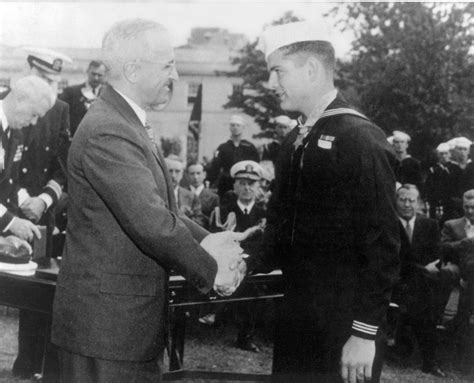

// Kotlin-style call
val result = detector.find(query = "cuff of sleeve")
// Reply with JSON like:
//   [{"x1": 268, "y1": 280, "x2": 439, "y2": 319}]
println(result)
[
  {"x1": 44, "y1": 180, "x2": 62, "y2": 204},
  {"x1": 0, "y1": 213, "x2": 15, "y2": 232},
  {"x1": 351, "y1": 320, "x2": 378, "y2": 340},
  {"x1": 38, "y1": 193, "x2": 54, "y2": 209}
]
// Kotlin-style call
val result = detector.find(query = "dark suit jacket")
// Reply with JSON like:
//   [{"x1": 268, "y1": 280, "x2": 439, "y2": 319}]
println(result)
[
  {"x1": 392, "y1": 214, "x2": 440, "y2": 311},
  {"x1": 441, "y1": 217, "x2": 474, "y2": 278},
  {"x1": 52, "y1": 85, "x2": 217, "y2": 362},
  {"x1": 59, "y1": 83, "x2": 94, "y2": 137},
  {"x1": 19, "y1": 99, "x2": 70, "y2": 204},
  {"x1": 177, "y1": 186, "x2": 205, "y2": 227}
]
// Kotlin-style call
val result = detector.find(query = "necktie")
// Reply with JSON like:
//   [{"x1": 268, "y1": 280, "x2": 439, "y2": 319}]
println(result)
[
  {"x1": 405, "y1": 220, "x2": 413, "y2": 243},
  {"x1": 243, "y1": 208, "x2": 248, "y2": 215}
]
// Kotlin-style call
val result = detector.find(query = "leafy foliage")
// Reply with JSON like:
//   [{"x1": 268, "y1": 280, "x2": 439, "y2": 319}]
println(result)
[
  {"x1": 330, "y1": 2, "x2": 474, "y2": 161},
  {"x1": 224, "y1": 11, "x2": 302, "y2": 139}
]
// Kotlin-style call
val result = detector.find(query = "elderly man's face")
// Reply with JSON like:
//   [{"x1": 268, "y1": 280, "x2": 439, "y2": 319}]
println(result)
[
  {"x1": 87, "y1": 65, "x2": 106, "y2": 88},
  {"x1": 234, "y1": 178, "x2": 259, "y2": 204},
  {"x1": 463, "y1": 197, "x2": 474, "y2": 223},
  {"x1": 135, "y1": 29, "x2": 179, "y2": 110},
  {"x1": 166, "y1": 159, "x2": 183, "y2": 188},
  {"x1": 393, "y1": 138, "x2": 408, "y2": 154},
  {"x1": 187, "y1": 164, "x2": 206, "y2": 188},
  {"x1": 267, "y1": 50, "x2": 312, "y2": 113},
  {"x1": 396, "y1": 188, "x2": 419, "y2": 220}
]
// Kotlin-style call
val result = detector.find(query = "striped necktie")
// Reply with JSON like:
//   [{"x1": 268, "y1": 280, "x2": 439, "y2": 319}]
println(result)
[{"x1": 405, "y1": 220, "x2": 413, "y2": 243}]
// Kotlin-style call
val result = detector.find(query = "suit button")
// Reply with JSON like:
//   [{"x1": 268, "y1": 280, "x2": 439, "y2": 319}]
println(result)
[
  {"x1": 9, "y1": 179, "x2": 12, "y2": 184},
  {"x1": 24, "y1": 146, "x2": 28, "y2": 151},
  {"x1": 22, "y1": 168, "x2": 27, "y2": 173},
  {"x1": 6, "y1": 198, "x2": 10, "y2": 203},
  {"x1": 45, "y1": 146, "x2": 50, "y2": 151},
  {"x1": 43, "y1": 168, "x2": 48, "y2": 173}
]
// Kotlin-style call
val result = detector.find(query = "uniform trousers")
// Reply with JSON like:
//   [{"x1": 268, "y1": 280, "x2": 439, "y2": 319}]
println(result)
[{"x1": 58, "y1": 348, "x2": 163, "y2": 383}]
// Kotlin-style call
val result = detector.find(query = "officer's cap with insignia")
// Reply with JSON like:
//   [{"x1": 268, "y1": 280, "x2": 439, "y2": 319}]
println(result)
[
  {"x1": 22, "y1": 46, "x2": 73, "y2": 81},
  {"x1": 392, "y1": 130, "x2": 411, "y2": 142},
  {"x1": 230, "y1": 160, "x2": 263, "y2": 181},
  {"x1": 257, "y1": 21, "x2": 333, "y2": 60}
]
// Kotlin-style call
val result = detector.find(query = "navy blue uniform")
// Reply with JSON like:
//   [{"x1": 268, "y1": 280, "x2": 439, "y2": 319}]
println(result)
[{"x1": 250, "y1": 95, "x2": 400, "y2": 382}]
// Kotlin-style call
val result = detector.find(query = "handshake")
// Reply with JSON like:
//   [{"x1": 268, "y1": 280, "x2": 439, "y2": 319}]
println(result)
[{"x1": 200, "y1": 230, "x2": 252, "y2": 297}]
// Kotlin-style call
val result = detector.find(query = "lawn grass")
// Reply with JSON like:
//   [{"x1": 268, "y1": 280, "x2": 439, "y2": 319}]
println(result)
[{"x1": 1, "y1": 306, "x2": 472, "y2": 383}]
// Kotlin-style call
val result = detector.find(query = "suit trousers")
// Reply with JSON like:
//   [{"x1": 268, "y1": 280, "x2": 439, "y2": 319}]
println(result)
[{"x1": 58, "y1": 348, "x2": 163, "y2": 383}]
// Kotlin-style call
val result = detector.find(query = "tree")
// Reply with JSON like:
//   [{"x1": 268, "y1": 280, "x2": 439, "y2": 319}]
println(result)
[
  {"x1": 224, "y1": 11, "x2": 302, "y2": 139},
  {"x1": 329, "y1": 2, "x2": 474, "y2": 163}
]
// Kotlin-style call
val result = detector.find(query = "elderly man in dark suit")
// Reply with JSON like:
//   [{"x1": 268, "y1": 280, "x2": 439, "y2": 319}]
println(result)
[
  {"x1": 186, "y1": 161, "x2": 219, "y2": 230},
  {"x1": 59, "y1": 60, "x2": 106, "y2": 136},
  {"x1": 243, "y1": 21, "x2": 400, "y2": 383},
  {"x1": 0, "y1": 76, "x2": 54, "y2": 242},
  {"x1": 51, "y1": 19, "x2": 246, "y2": 383},
  {"x1": 390, "y1": 184, "x2": 447, "y2": 377}
]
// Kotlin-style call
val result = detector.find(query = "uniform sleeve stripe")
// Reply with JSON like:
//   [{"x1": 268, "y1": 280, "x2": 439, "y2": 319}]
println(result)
[
  {"x1": 46, "y1": 180, "x2": 62, "y2": 199},
  {"x1": 352, "y1": 321, "x2": 378, "y2": 334}
]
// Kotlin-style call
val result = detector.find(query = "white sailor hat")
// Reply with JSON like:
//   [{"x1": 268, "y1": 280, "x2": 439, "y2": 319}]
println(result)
[
  {"x1": 229, "y1": 114, "x2": 247, "y2": 126},
  {"x1": 22, "y1": 46, "x2": 72, "y2": 81},
  {"x1": 230, "y1": 160, "x2": 263, "y2": 181},
  {"x1": 453, "y1": 137, "x2": 472, "y2": 148},
  {"x1": 392, "y1": 130, "x2": 411, "y2": 142},
  {"x1": 436, "y1": 143, "x2": 451, "y2": 152},
  {"x1": 257, "y1": 21, "x2": 332, "y2": 59},
  {"x1": 274, "y1": 115, "x2": 297, "y2": 128}
]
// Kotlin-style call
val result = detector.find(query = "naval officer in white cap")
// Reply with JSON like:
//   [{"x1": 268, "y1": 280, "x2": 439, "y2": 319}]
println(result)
[
  {"x1": 242, "y1": 21, "x2": 400, "y2": 383},
  {"x1": 12, "y1": 46, "x2": 72, "y2": 379}
]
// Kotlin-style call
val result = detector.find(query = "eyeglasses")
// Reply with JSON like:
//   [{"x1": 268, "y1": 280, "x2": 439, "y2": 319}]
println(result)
[{"x1": 137, "y1": 58, "x2": 176, "y2": 74}]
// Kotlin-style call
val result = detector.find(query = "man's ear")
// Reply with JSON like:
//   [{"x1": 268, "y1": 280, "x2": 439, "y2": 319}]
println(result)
[
  {"x1": 306, "y1": 56, "x2": 323, "y2": 83},
  {"x1": 123, "y1": 61, "x2": 139, "y2": 83}
]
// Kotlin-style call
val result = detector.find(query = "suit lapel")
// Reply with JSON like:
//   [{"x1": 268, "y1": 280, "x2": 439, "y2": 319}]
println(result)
[{"x1": 101, "y1": 86, "x2": 178, "y2": 213}]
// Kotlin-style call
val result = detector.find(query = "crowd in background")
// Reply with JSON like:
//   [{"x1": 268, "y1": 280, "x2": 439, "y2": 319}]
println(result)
[{"x1": 0, "y1": 43, "x2": 473, "y2": 380}]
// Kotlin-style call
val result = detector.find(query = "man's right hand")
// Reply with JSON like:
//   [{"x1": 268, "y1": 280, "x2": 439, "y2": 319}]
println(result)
[{"x1": 7, "y1": 218, "x2": 41, "y2": 242}]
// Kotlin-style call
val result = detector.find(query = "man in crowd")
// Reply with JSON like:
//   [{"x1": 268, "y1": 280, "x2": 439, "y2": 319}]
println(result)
[
  {"x1": 59, "y1": 60, "x2": 106, "y2": 136},
  {"x1": 447, "y1": 137, "x2": 472, "y2": 217},
  {"x1": 207, "y1": 114, "x2": 259, "y2": 197},
  {"x1": 186, "y1": 161, "x2": 219, "y2": 230},
  {"x1": 390, "y1": 184, "x2": 447, "y2": 377},
  {"x1": 244, "y1": 21, "x2": 400, "y2": 382},
  {"x1": 262, "y1": 115, "x2": 296, "y2": 164},
  {"x1": 51, "y1": 19, "x2": 246, "y2": 383},
  {"x1": 391, "y1": 130, "x2": 423, "y2": 189},
  {"x1": 425, "y1": 142, "x2": 460, "y2": 222},
  {"x1": 165, "y1": 155, "x2": 205, "y2": 227},
  {"x1": 12, "y1": 47, "x2": 72, "y2": 379},
  {"x1": 0, "y1": 76, "x2": 54, "y2": 242},
  {"x1": 440, "y1": 189, "x2": 474, "y2": 374}
]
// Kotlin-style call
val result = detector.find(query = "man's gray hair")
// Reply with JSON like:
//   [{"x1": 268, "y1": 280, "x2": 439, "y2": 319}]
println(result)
[
  {"x1": 11, "y1": 75, "x2": 55, "y2": 110},
  {"x1": 102, "y1": 18, "x2": 166, "y2": 80}
]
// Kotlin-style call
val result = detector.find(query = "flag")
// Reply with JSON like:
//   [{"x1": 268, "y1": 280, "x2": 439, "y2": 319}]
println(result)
[{"x1": 186, "y1": 84, "x2": 202, "y2": 163}]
